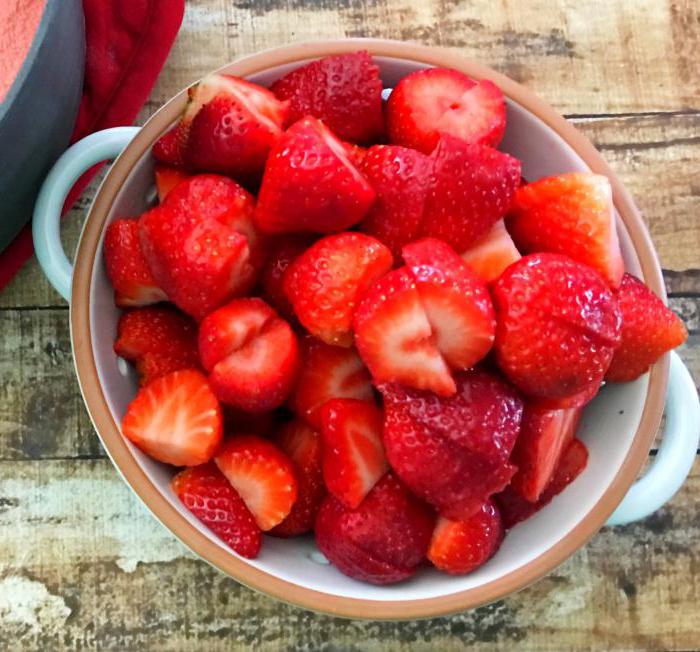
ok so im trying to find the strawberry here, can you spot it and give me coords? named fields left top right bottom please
left=508, top=173, right=624, bottom=288
left=427, top=501, right=504, bottom=575
left=386, top=68, right=506, bottom=153
left=403, top=238, right=496, bottom=370
left=354, top=267, right=456, bottom=396
left=460, top=219, right=521, bottom=284
left=381, top=369, right=523, bottom=520
left=319, top=399, right=388, bottom=509
left=497, top=438, right=589, bottom=529
left=215, top=434, right=298, bottom=531
left=421, top=136, right=521, bottom=251
left=284, top=232, right=393, bottom=346
left=536, top=381, right=601, bottom=410
left=289, top=336, right=374, bottom=430
left=314, top=473, right=434, bottom=585
left=271, top=51, right=384, bottom=144
left=172, top=462, right=261, bottom=558
left=271, top=419, right=326, bottom=537
left=344, top=142, right=367, bottom=167
left=254, top=117, right=376, bottom=235
left=103, top=218, right=167, bottom=308
left=359, top=145, right=433, bottom=258
left=113, top=306, right=200, bottom=386
left=509, top=406, right=582, bottom=503
left=154, top=164, right=190, bottom=202
left=259, top=236, right=313, bottom=320
left=493, top=253, right=622, bottom=401
left=606, top=273, right=688, bottom=382
left=198, top=298, right=300, bottom=413
left=121, top=369, right=223, bottom=467
left=139, top=175, right=260, bottom=320
left=223, top=407, right=278, bottom=437
left=153, top=121, right=189, bottom=167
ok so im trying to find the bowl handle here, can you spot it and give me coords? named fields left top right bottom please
left=32, top=127, right=141, bottom=301
left=606, top=351, right=699, bottom=525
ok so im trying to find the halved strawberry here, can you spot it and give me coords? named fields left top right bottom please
left=103, top=218, right=167, bottom=308
left=114, top=306, right=200, bottom=386
left=152, top=120, right=189, bottom=167
left=215, top=434, right=298, bottom=531
left=536, top=381, right=601, bottom=410
left=421, top=136, right=521, bottom=251
left=254, top=117, right=376, bottom=235
left=606, top=273, right=688, bottom=382
left=353, top=267, right=456, bottom=396
left=403, top=238, right=496, bottom=370
left=271, top=419, right=326, bottom=537
left=510, top=406, right=582, bottom=503
left=198, top=298, right=300, bottom=413
left=172, top=462, right=261, bottom=558
left=121, top=369, right=223, bottom=466
left=154, top=164, right=190, bottom=202
left=319, top=399, right=388, bottom=509
left=508, top=173, right=625, bottom=288
left=270, top=51, right=384, bottom=144
left=139, top=175, right=260, bottom=320
left=427, top=501, right=504, bottom=575
left=460, top=219, right=521, bottom=284
left=386, top=68, right=506, bottom=153
left=359, top=145, right=433, bottom=258
left=284, top=232, right=393, bottom=346
left=289, top=336, right=374, bottom=430
left=497, top=437, right=589, bottom=529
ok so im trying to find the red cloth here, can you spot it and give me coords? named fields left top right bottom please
left=0, top=0, right=184, bottom=292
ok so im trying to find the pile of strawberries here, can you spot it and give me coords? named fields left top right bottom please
left=104, top=52, right=687, bottom=584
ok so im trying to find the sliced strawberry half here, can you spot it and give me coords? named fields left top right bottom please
left=353, top=267, right=456, bottom=396
left=508, top=172, right=625, bottom=288
left=172, top=462, right=261, bottom=558
left=254, top=117, right=376, bottom=235
left=121, top=369, right=223, bottom=467
left=421, top=136, right=521, bottom=251
left=428, top=501, right=504, bottom=575
left=460, top=219, right=521, bottom=284
left=289, top=335, right=373, bottom=430
left=154, top=164, right=190, bottom=202
left=510, top=406, right=582, bottom=503
left=103, top=218, right=167, bottom=308
left=403, top=238, right=496, bottom=370
left=270, top=50, right=384, bottom=144
left=284, top=232, right=393, bottom=346
left=319, top=398, right=388, bottom=509
left=386, top=68, right=506, bottom=153
left=215, top=434, right=298, bottom=531
left=271, top=419, right=326, bottom=537
left=198, top=298, right=300, bottom=413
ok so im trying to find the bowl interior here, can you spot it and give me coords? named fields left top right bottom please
left=87, top=56, right=650, bottom=602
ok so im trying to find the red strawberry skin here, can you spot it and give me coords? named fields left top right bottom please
left=271, top=420, right=326, bottom=537
left=380, top=369, right=523, bottom=520
left=606, top=273, right=688, bottom=382
left=103, top=218, right=167, bottom=308
left=421, top=136, right=521, bottom=251
left=284, top=232, right=393, bottom=346
left=508, top=173, right=624, bottom=288
left=497, top=438, right=589, bottom=529
left=387, top=68, right=506, bottom=154
left=153, top=121, right=189, bottom=167
left=113, top=306, right=200, bottom=386
left=314, top=474, right=435, bottom=585
left=172, top=463, right=262, bottom=558
left=289, top=335, right=373, bottom=430
left=254, top=117, right=376, bottom=235
left=271, top=51, right=384, bottom=144
left=359, top=145, right=433, bottom=258
left=198, top=298, right=300, bottom=413
left=493, top=253, right=622, bottom=401
left=428, top=501, right=504, bottom=575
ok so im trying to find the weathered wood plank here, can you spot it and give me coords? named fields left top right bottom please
left=0, top=457, right=697, bottom=650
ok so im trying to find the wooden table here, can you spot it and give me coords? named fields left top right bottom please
left=1, top=1, right=698, bottom=649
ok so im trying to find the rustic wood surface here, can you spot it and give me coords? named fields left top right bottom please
left=1, top=0, right=698, bottom=649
